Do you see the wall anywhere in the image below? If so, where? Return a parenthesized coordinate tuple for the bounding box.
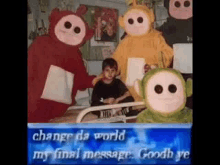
(154, 0, 169, 28)
(28, 0, 56, 47)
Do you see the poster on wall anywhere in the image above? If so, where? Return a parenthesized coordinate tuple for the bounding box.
(38, 0, 49, 13)
(93, 6, 118, 42)
(101, 46, 116, 59)
(57, 0, 74, 11)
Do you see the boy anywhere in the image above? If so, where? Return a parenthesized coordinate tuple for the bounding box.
(91, 58, 137, 118)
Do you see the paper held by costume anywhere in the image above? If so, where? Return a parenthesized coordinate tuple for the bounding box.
(173, 43, 193, 74)
(41, 65, 74, 105)
(126, 58, 145, 87)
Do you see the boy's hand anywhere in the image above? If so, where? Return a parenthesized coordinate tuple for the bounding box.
(113, 98, 120, 104)
(104, 98, 115, 104)
(113, 91, 131, 104)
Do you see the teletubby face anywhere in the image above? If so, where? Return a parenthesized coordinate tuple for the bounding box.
(169, 0, 193, 19)
(134, 69, 191, 115)
(54, 15, 87, 46)
(145, 71, 185, 114)
(123, 9, 151, 36)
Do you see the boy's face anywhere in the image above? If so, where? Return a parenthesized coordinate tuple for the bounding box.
(103, 66, 117, 80)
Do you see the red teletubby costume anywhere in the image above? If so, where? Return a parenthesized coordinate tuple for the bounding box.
(28, 6, 95, 123)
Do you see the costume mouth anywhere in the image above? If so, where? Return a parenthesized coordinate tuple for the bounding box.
(157, 98, 178, 104)
(59, 29, 74, 36)
(59, 29, 67, 33)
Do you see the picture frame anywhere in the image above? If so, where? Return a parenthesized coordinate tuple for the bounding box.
(93, 6, 118, 42)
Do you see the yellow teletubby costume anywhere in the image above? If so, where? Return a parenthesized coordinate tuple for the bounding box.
(112, 0, 173, 102)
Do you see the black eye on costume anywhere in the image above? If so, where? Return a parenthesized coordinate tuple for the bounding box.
(64, 21, 72, 29)
(137, 17, 143, 23)
(174, 1, 181, 8)
(154, 85, 163, 94)
(168, 84, 177, 93)
(74, 27, 81, 34)
(184, 1, 190, 7)
(128, 18, 134, 24)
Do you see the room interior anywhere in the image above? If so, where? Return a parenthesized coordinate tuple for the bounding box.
(27, 0, 192, 123)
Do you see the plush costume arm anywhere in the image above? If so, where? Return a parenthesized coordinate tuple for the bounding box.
(156, 34, 173, 68)
(112, 39, 128, 80)
(28, 38, 41, 83)
(186, 78, 193, 97)
(184, 107, 193, 123)
(28, 37, 45, 102)
(28, 39, 39, 108)
(91, 82, 105, 106)
(136, 110, 153, 123)
(74, 50, 95, 89)
(28, 42, 36, 84)
(137, 108, 193, 123)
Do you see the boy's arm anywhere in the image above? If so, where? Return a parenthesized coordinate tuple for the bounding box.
(103, 98, 115, 104)
(113, 79, 131, 104)
(91, 82, 115, 105)
(91, 82, 104, 106)
(73, 50, 95, 89)
(112, 38, 128, 77)
(92, 93, 115, 105)
(114, 91, 131, 104)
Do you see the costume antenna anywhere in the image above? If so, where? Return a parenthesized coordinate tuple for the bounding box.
(133, 0, 137, 6)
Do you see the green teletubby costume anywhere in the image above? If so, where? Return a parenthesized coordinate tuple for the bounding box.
(134, 52, 193, 123)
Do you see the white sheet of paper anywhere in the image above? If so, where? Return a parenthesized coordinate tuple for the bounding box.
(126, 58, 146, 87)
(75, 89, 89, 100)
(173, 43, 193, 74)
(41, 65, 74, 104)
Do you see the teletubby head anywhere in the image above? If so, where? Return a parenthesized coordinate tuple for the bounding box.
(134, 68, 192, 115)
(119, 0, 155, 36)
(48, 5, 94, 47)
(134, 52, 192, 116)
(164, 0, 193, 20)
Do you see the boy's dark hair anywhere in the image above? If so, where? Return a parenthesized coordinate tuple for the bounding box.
(102, 58, 118, 71)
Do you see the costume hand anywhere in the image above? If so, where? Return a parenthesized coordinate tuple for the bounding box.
(144, 64, 151, 73)
(92, 73, 104, 86)
(150, 65, 158, 69)
(144, 64, 158, 74)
